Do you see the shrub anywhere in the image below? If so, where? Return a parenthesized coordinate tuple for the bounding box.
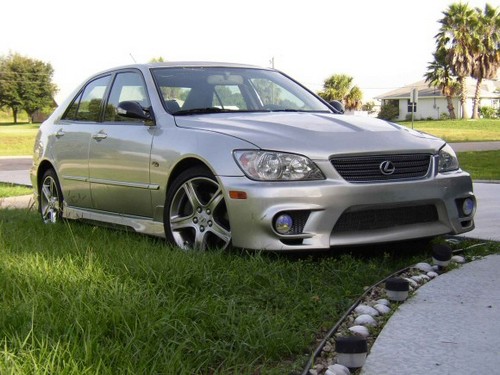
(479, 106, 497, 119)
(440, 112, 450, 120)
(377, 104, 399, 121)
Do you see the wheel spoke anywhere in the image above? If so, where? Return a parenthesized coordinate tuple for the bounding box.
(170, 214, 195, 231)
(208, 222, 231, 246)
(183, 181, 203, 209)
(206, 187, 224, 212)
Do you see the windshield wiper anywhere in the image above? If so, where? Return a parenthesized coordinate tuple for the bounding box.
(173, 107, 237, 116)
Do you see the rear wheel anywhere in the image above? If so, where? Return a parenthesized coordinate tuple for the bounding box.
(39, 169, 63, 224)
(164, 167, 231, 250)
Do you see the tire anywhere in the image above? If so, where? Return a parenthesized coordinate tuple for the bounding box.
(39, 169, 63, 224)
(164, 167, 231, 250)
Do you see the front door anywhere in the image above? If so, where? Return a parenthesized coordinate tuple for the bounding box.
(88, 70, 155, 217)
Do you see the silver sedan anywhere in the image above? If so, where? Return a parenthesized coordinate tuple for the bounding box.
(31, 62, 476, 251)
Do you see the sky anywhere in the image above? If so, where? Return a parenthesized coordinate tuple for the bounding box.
(0, 0, 494, 104)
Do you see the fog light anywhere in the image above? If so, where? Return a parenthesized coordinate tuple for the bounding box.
(275, 214, 293, 234)
(462, 198, 474, 216)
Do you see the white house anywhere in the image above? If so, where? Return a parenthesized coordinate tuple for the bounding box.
(376, 78, 500, 120)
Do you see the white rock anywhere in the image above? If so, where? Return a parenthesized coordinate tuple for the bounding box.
(327, 364, 351, 375)
(427, 271, 439, 278)
(375, 298, 390, 306)
(354, 314, 377, 326)
(411, 275, 424, 283)
(309, 370, 318, 375)
(420, 275, 430, 281)
(451, 255, 466, 264)
(415, 262, 433, 272)
(354, 304, 379, 316)
(404, 277, 418, 287)
(374, 303, 391, 314)
(348, 325, 370, 337)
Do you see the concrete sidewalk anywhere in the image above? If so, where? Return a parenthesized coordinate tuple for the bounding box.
(361, 254, 500, 375)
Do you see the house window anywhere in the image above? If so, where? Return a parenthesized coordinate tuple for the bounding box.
(407, 99, 417, 113)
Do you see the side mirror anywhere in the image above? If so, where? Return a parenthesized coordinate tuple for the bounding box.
(329, 100, 345, 114)
(117, 101, 154, 121)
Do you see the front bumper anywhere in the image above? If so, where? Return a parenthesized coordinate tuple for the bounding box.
(219, 171, 475, 251)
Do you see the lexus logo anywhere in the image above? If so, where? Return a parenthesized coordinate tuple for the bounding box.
(380, 160, 396, 175)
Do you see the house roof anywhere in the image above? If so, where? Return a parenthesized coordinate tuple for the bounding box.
(376, 77, 500, 100)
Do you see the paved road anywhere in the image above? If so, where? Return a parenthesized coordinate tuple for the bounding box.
(0, 156, 32, 186)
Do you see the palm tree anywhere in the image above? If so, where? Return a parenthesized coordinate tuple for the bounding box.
(436, 2, 479, 119)
(471, 4, 500, 119)
(424, 47, 460, 119)
(318, 74, 363, 111)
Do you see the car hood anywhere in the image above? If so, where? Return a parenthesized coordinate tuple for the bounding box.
(174, 112, 445, 159)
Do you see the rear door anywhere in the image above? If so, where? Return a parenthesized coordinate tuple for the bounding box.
(51, 75, 111, 209)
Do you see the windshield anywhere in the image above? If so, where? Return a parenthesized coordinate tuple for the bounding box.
(151, 67, 331, 115)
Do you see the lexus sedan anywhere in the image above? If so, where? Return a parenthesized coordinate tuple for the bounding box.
(31, 62, 476, 251)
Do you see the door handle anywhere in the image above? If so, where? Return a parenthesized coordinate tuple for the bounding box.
(55, 129, 65, 138)
(92, 131, 108, 141)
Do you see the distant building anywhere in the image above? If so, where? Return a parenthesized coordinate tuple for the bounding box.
(376, 78, 500, 120)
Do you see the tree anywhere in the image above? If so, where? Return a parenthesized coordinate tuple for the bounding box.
(471, 3, 500, 119)
(318, 74, 363, 111)
(149, 56, 166, 63)
(424, 47, 460, 119)
(436, 3, 479, 119)
(0, 52, 57, 123)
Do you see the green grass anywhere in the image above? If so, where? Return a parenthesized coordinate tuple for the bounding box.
(0, 123, 40, 156)
(399, 119, 500, 142)
(0, 209, 447, 374)
(0, 183, 33, 198)
(458, 150, 500, 181)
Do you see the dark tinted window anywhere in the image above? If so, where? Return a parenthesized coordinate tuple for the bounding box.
(63, 75, 111, 122)
(104, 71, 150, 122)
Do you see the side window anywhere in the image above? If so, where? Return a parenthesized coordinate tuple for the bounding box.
(104, 72, 150, 122)
(63, 75, 111, 122)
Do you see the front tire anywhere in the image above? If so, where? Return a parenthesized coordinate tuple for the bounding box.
(164, 167, 231, 250)
(39, 169, 63, 224)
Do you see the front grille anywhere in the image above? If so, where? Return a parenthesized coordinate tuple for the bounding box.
(332, 205, 438, 233)
(331, 154, 432, 183)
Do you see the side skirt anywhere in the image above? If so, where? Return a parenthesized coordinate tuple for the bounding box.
(63, 206, 166, 238)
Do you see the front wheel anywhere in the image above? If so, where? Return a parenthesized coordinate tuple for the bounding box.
(164, 167, 231, 250)
(39, 169, 63, 224)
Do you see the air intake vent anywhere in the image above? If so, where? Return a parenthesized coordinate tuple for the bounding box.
(332, 205, 438, 233)
(331, 154, 432, 183)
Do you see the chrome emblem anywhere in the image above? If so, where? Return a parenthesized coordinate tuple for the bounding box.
(380, 161, 396, 175)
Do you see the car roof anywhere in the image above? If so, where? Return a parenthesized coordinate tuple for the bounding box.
(98, 61, 270, 75)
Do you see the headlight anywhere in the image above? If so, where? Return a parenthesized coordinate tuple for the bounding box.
(438, 144, 459, 172)
(233, 150, 325, 181)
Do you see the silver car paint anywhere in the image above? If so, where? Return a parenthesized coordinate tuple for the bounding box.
(31, 62, 475, 251)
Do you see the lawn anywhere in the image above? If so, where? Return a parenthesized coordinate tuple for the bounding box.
(0, 182, 33, 198)
(0, 208, 497, 373)
(0, 123, 40, 156)
(398, 119, 500, 142)
(0, 209, 432, 373)
(458, 150, 500, 181)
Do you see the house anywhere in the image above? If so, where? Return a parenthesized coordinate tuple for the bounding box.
(376, 78, 500, 120)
